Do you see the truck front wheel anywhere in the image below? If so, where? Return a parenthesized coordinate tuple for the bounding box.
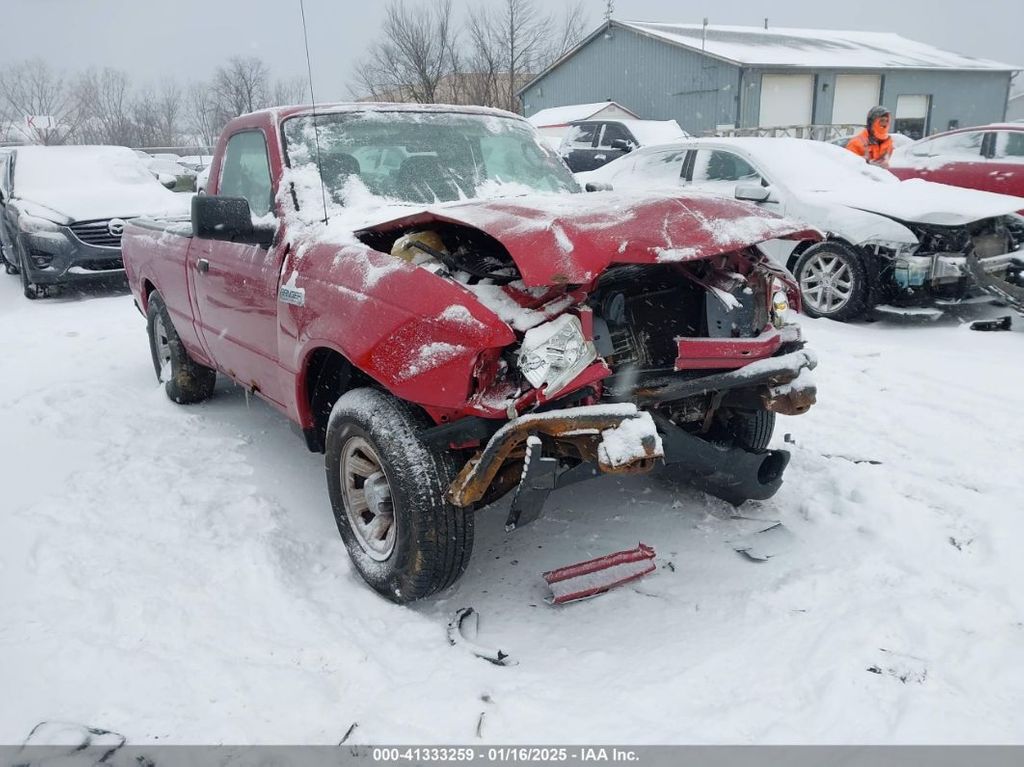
(146, 291, 217, 404)
(325, 388, 474, 603)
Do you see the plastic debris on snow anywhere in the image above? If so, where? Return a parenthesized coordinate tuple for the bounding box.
(447, 608, 516, 666)
(728, 520, 795, 562)
(543, 544, 657, 604)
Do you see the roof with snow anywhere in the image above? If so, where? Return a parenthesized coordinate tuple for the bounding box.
(615, 21, 1021, 71)
(527, 102, 639, 127)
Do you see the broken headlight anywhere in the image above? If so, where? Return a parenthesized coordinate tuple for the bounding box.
(516, 314, 596, 397)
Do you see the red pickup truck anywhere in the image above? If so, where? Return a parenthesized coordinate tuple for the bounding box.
(122, 103, 818, 602)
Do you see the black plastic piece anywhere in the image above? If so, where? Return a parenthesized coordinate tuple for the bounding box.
(504, 437, 558, 532)
(653, 414, 790, 506)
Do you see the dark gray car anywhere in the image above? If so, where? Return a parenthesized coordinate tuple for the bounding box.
(0, 145, 189, 299)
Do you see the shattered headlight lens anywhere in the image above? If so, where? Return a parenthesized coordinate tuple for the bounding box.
(516, 314, 596, 397)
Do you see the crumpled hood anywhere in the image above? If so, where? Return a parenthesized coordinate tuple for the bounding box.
(363, 190, 817, 286)
(813, 178, 1024, 227)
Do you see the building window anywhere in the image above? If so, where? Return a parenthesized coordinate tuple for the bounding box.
(895, 95, 931, 140)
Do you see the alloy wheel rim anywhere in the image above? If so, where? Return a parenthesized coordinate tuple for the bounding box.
(340, 436, 396, 561)
(800, 252, 854, 314)
(153, 314, 172, 380)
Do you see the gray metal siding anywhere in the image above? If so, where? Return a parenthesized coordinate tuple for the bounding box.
(521, 26, 741, 136)
(881, 70, 1011, 133)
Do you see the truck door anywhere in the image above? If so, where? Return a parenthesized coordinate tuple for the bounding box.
(189, 128, 289, 408)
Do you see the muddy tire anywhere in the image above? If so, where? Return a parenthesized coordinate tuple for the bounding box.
(146, 291, 217, 404)
(325, 388, 473, 603)
(794, 241, 870, 321)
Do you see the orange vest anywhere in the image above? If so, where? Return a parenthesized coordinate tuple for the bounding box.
(846, 129, 893, 164)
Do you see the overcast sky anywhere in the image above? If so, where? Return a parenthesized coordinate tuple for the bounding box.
(2, 0, 1021, 99)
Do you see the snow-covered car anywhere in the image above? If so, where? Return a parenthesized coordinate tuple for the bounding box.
(559, 118, 689, 173)
(1, 145, 190, 298)
(123, 103, 819, 602)
(579, 137, 1024, 321)
(889, 123, 1024, 204)
(194, 165, 211, 194)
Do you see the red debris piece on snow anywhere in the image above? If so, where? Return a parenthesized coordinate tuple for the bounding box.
(543, 543, 656, 604)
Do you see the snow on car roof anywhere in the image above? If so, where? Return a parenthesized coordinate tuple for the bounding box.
(613, 119, 689, 144)
(617, 21, 1022, 71)
(527, 102, 638, 127)
(250, 101, 527, 122)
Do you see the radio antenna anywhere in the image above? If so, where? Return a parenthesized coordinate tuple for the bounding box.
(298, 0, 330, 224)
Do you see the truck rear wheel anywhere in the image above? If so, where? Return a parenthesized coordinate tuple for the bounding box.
(325, 388, 474, 603)
(146, 291, 217, 404)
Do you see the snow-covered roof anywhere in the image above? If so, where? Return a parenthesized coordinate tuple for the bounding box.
(527, 102, 638, 127)
(614, 118, 688, 144)
(616, 21, 1022, 71)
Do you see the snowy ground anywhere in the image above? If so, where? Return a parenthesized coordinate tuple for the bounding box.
(1, 273, 1023, 745)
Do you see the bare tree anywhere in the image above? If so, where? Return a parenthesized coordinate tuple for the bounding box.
(76, 68, 137, 146)
(351, 0, 458, 103)
(0, 59, 81, 144)
(270, 75, 308, 107)
(210, 56, 271, 127)
(154, 79, 183, 146)
(185, 81, 220, 148)
(464, 0, 586, 112)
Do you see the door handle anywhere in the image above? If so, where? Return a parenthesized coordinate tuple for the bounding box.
(196, 258, 209, 273)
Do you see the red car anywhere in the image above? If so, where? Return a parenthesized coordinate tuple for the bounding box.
(889, 123, 1024, 203)
(122, 103, 818, 602)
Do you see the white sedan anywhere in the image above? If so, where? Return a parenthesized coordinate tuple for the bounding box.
(579, 137, 1024, 321)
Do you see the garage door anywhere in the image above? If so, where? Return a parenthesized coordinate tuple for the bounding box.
(832, 75, 880, 125)
(759, 74, 814, 128)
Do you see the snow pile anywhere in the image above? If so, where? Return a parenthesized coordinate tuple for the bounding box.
(4, 275, 1024, 744)
(598, 412, 664, 469)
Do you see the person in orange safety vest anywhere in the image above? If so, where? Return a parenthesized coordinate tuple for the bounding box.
(845, 106, 894, 167)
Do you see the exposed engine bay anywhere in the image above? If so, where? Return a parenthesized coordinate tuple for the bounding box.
(358, 222, 812, 518)
(874, 214, 1024, 302)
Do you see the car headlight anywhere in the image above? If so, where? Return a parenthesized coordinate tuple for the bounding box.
(18, 213, 62, 234)
(517, 314, 596, 397)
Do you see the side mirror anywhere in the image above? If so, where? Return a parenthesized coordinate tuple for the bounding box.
(735, 183, 771, 203)
(192, 195, 275, 248)
(585, 181, 613, 192)
(610, 139, 633, 152)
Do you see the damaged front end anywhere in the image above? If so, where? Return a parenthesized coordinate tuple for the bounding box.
(875, 215, 1024, 310)
(359, 197, 818, 528)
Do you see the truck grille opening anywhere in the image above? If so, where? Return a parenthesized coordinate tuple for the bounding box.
(589, 265, 768, 372)
(69, 220, 123, 248)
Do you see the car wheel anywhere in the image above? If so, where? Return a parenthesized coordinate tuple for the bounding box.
(146, 290, 217, 404)
(794, 241, 870, 321)
(325, 387, 474, 603)
(18, 247, 39, 300)
(716, 409, 776, 451)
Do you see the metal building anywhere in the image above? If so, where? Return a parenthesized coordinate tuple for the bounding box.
(519, 21, 1021, 139)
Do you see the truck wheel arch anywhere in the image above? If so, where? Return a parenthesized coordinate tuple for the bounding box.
(301, 346, 371, 453)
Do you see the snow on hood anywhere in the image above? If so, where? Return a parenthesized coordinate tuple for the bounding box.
(813, 178, 1024, 227)
(360, 190, 817, 286)
(12, 146, 191, 224)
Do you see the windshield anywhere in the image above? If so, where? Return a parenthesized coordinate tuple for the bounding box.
(14, 147, 159, 198)
(753, 140, 898, 192)
(282, 110, 579, 208)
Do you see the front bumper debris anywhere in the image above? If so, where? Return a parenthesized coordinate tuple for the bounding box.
(447, 404, 663, 509)
(606, 348, 818, 406)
